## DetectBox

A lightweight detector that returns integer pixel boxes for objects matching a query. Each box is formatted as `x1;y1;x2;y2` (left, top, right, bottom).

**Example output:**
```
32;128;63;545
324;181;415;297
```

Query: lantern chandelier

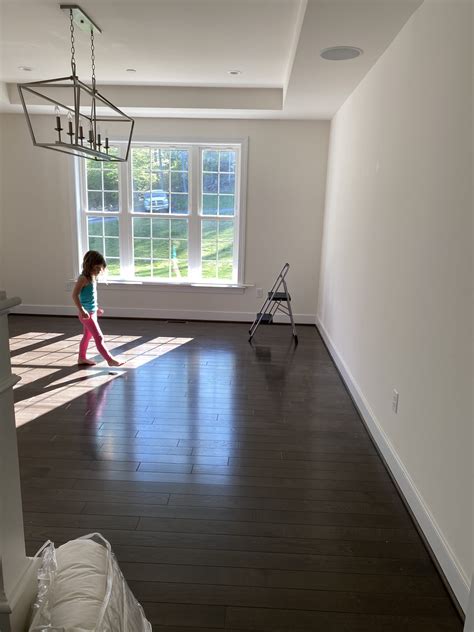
17;4;134;162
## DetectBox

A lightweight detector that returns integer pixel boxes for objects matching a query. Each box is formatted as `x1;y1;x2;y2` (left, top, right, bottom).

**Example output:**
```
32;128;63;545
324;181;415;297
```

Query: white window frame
75;138;248;287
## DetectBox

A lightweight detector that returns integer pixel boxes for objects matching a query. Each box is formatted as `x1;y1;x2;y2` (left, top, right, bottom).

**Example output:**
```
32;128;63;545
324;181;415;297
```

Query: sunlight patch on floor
11;332;193;428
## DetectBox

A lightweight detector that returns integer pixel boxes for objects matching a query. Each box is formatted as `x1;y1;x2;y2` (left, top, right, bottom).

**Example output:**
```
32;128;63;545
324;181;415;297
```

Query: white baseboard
316;316;470;614
11;303;316;325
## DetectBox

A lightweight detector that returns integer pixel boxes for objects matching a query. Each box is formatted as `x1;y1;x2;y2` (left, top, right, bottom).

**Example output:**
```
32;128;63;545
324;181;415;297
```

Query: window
77;142;245;285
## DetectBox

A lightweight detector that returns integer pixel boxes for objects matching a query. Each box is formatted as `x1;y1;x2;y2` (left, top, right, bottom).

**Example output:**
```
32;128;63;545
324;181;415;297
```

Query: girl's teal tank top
79;279;97;313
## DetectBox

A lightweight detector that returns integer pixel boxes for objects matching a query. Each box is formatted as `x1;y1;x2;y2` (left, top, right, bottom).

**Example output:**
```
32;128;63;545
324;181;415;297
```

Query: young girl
72;251;123;367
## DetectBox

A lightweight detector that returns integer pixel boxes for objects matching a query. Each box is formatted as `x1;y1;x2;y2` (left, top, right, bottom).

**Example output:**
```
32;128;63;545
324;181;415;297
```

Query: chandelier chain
90;28;96;90
69;9;76;75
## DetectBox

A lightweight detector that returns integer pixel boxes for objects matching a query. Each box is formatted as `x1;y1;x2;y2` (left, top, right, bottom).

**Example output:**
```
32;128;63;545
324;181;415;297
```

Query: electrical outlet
392;389;399;414
256;288;263;298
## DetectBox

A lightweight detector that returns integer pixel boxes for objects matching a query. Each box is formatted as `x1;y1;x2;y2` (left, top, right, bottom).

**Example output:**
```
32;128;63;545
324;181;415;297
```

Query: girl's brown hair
82;250;107;280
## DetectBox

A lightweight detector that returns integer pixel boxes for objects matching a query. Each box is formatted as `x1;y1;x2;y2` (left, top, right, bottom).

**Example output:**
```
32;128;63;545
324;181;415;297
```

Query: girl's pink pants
78;311;114;364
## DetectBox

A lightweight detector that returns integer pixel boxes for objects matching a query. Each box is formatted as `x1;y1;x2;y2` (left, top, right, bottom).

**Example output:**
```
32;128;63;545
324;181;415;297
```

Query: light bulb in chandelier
66;110;74;143
54;106;63;142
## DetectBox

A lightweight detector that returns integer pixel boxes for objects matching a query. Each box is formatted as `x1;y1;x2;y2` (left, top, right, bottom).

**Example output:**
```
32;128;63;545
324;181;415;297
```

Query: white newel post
465;577;474;631
0;292;38;632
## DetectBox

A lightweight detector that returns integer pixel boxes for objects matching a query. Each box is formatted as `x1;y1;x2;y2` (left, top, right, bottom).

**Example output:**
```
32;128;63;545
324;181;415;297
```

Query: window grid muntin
86;158;120;213
201;217;235;281
86;215;121;277
201;148;237;217
131;146;190;215
132;216;189;280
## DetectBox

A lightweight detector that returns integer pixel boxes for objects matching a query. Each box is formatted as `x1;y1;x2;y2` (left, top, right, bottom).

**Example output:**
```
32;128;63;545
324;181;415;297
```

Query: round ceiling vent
320;46;363;61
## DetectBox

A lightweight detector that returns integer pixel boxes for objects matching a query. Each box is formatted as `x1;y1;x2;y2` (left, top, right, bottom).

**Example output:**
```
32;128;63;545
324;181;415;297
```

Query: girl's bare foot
108;359;124;367
78;358;96;366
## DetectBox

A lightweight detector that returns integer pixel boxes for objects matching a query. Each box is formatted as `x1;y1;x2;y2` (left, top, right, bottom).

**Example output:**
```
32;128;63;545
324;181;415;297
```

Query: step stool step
268;291;290;301
257;312;273;324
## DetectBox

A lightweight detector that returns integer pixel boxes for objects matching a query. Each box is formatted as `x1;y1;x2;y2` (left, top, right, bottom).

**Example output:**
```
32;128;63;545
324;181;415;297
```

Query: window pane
219;241;233;259
170;194;188;213
104;191;119;212
89;236;103;252
87;168;101;190
105;237;120;258
107;146;120;159
171;172;188;193
219;219;234;240
103;167;119;190
173;261;188;278
171;150;188;171
106;258;120;277
202;261;217;279
153;260;170;278
132;148;151;193
104;217;119;236
147;190;169;213
88;217;103;237
172;239;187;260
219;151;236;173
88;191;103;211
219;173;235;194
152;149;170;171
202;219;218;240
202;236;217;261
170;219;187;239
155;170;169;191
203;150;218;172
133;193;147;213
135;260;151;277
133;217;151;238
203;194;218;215
203;173;218;193
134;238;151;258
218;261;233;280
152;239;169;259
152;218;169;238
218;194;234;216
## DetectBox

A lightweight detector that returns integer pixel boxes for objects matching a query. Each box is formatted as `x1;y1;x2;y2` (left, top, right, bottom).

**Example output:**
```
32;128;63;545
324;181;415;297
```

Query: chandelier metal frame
17;4;134;162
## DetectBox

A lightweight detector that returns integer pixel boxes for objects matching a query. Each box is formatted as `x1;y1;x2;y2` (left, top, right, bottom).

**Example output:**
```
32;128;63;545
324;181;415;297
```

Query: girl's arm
72;276;90;319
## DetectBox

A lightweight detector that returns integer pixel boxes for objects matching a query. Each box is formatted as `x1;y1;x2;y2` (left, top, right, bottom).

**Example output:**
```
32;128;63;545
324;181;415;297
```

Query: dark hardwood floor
10;315;462;631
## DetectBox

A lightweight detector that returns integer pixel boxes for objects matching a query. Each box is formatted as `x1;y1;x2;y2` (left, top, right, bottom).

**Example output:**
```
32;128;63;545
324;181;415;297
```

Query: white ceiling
0;0;423;119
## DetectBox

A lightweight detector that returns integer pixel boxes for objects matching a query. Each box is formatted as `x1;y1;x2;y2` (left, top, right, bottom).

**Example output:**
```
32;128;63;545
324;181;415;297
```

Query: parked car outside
143;190;169;212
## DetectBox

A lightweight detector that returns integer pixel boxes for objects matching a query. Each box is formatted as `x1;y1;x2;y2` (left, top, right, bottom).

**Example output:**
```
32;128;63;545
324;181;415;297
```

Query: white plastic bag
29;533;151;632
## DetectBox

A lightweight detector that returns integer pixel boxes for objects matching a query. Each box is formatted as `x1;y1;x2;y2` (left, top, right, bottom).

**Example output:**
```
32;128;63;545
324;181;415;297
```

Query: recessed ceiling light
320;46;363;61
228;70;242;75
18;66;33;71
126;68;137;73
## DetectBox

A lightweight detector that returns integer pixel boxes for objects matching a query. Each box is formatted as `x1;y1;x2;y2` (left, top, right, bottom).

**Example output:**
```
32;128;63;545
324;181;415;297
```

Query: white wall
0;115;329;322
318;0;472;611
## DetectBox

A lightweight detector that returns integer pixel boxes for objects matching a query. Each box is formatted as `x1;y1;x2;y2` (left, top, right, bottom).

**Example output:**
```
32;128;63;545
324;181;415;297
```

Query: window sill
68;279;252;294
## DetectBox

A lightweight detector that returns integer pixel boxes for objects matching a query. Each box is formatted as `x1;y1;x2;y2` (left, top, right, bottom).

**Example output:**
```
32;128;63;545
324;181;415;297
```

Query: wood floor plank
81;501;411;529
126;580;457;618
23;525;428;560
226;607;462;632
